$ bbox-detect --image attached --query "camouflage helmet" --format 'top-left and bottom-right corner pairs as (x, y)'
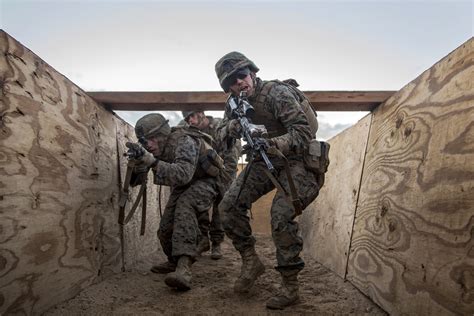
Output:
(182, 111), (194, 120)
(135, 113), (170, 139)
(182, 109), (206, 121)
(215, 51), (259, 92)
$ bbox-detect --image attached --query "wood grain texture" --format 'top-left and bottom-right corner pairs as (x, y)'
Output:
(300, 115), (371, 278)
(0, 30), (161, 314)
(0, 29), (120, 314)
(87, 90), (395, 112)
(347, 39), (474, 315)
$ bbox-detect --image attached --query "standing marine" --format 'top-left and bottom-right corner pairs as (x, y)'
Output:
(214, 52), (328, 309)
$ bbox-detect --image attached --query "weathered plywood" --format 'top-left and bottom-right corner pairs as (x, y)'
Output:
(0, 30), (166, 314)
(88, 91), (395, 112)
(347, 39), (474, 315)
(300, 115), (372, 277)
(0, 31), (118, 314)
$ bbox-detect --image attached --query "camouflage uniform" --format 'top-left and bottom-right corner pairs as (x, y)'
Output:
(215, 51), (323, 308)
(152, 127), (218, 261)
(219, 78), (320, 271)
(130, 113), (222, 290)
(196, 116), (240, 246)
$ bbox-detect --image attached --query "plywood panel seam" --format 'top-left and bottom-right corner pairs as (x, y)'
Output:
(114, 122), (127, 272)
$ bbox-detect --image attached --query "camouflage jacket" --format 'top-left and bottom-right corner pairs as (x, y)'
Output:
(222, 78), (313, 157)
(201, 116), (240, 182)
(153, 127), (201, 187)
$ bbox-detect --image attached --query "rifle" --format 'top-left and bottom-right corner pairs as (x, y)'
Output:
(125, 138), (146, 159)
(227, 92), (273, 171)
(226, 92), (303, 217)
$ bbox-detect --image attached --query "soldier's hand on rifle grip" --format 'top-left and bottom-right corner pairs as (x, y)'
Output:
(125, 142), (144, 158)
(242, 138), (273, 159)
(241, 143), (252, 156)
(136, 151), (157, 168)
(255, 137), (271, 151)
(227, 119), (242, 139)
(125, 142), (157, 168)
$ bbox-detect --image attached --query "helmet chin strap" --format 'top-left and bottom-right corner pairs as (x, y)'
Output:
(155, 134), (167, 158)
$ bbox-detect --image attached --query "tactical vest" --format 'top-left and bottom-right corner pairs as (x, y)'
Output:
(249, 79), (329, 185)
(160, 126), (223, 179)
(249, 79), (319, 139)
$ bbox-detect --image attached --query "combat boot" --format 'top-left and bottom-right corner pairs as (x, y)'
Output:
(266, 269), (300, 309)
(150, 260), (176, 274)
(164, 256), (192, 291)
(210, 242), (223, 260)
(234, 248), (265, 293)
(196, 236), (210, 255)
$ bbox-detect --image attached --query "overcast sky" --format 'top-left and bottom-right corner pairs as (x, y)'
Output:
(1, 0), (472, 139)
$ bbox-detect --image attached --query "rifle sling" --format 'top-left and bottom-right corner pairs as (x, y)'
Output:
(119, 164), (148, 236)
(237, 151), (303, 218)
(140, 188), (147, 235)
(262, 164), (302, 218)
(236, 158), (253, 202)
(269, 149), (303, 217)
(118, 164), (133, 223)
(235, 157), (254, 219)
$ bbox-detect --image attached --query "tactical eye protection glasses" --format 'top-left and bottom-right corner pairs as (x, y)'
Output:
(224, 68), (250, 88)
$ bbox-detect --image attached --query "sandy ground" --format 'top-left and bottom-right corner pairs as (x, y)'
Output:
(45, 235), (387, 315)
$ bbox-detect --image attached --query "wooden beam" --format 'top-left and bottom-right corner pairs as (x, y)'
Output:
(87, 91), (395, 112)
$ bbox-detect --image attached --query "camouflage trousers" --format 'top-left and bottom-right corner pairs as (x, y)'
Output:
(158, 178), (218, 261)
(197, 196), (225, 245)
(219, 158), (319, 270)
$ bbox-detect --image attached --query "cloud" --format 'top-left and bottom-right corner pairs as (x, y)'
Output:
(115, 111), (184, 128)
(316, 121), (351, 141)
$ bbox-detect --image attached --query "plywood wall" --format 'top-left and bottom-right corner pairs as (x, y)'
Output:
(346, 39), (474, 315)
(300, 114), (371, 277)
(0, 30), (163, 314)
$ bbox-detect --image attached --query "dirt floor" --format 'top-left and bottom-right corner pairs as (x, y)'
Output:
(45, 235), (387, 315)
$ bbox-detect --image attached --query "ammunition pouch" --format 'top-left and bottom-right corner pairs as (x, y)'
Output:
(199, 148), (224, 177)
(303, 139), (330, 174)
(169, 126), (225, 179)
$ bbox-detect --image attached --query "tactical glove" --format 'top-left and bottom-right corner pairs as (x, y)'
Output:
(137, 151), (157, 168)
(125, 142), (145, 159)
(125, 142), (157, 168)
(242, 138), (272, 156)
(227, 119), (242, 139)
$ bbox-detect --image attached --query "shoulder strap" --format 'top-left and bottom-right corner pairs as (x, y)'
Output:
(174, 126), (215, 147)
(254, 80), (278, 110)
(254, 79), (308, 110)
(254, 79), (318, 137)
(280, 79), (319, 137)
